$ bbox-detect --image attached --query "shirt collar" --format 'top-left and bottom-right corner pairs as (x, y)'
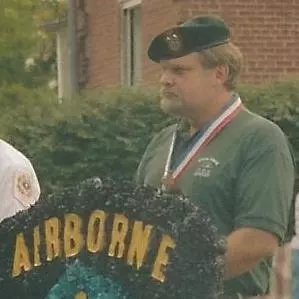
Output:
(177, 93), (240, 140)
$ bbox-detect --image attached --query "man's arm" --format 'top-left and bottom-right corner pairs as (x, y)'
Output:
(228, 123), (295, 279)
(224, 227), (278, 279)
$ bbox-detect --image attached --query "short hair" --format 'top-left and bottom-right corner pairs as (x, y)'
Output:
(198, 42), (243, 90)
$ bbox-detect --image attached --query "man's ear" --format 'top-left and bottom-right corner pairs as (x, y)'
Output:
(215, 64), (229, 85)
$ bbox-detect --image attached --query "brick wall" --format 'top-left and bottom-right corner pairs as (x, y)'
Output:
(86, 0), (121, 88)
(85, 0), (299, 89)
(174, 0), (299, 84)
(141, 0), (180, 87)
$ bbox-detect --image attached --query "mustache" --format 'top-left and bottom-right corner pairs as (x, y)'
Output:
(161, 90), (178, 97)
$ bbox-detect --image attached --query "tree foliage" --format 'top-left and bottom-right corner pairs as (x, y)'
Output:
(0, 0), (65, 87)
(0, 0), (37, 56)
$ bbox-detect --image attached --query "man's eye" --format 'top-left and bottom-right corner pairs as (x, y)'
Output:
(173, 68), (184, 74)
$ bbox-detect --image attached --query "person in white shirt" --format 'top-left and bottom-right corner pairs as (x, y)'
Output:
(291, 192), (299, 298)
(0, 139), (40, 222)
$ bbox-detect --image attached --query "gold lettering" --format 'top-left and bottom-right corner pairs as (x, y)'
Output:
(33, 226), (41, 267)
(87, 210), (106, 253)
(127, 221), (153, 269)
(12, 233), (32, 277)
(152, 234), (176, 282)
(108, 214), (128, 258)
(75, 291), (87, 299)
(64, 213), (84, 257)
(45, 217), (61, 261)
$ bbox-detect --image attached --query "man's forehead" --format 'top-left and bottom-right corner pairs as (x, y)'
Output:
(159, 53), (199, 67)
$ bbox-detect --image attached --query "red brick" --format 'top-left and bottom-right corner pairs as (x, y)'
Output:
(82, 0), (299, 88)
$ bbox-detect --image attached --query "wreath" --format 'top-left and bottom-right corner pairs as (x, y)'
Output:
(0, 177), (225, 298)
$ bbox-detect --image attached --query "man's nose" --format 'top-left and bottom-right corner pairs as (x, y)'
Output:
(159, 72), (174, 86)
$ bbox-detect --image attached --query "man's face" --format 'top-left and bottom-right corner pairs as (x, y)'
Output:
(159, 53), (219, 118)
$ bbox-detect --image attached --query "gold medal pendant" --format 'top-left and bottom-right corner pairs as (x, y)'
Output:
(161, 174), (176, 191)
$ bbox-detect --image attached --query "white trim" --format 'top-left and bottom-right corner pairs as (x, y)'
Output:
(120, 10), (125, 85)
(56, 27), (69, 99)
(120, 4), (142, 86)
(120, 0), (142, 9)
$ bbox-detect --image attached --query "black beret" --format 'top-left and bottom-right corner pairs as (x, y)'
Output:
(148, 15), (231, 62)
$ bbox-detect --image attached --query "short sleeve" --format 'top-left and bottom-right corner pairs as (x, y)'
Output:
(135, 137), (159, 185)
(234, 127), (295, 243)
(135, 125), (177, 185)
(0, 164), (40, 222)
(12, 169), (40, 206)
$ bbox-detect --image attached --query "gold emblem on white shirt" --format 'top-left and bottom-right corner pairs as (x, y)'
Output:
(13, 171), (33, 206)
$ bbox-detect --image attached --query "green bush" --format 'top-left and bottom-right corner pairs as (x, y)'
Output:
(0, 79), (298, 196)
(0, 87), (173, 195)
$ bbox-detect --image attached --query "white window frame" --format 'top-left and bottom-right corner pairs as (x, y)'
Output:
(56, 26), (69, 99)
(41, 19), (69, 100)
(119, 0), (142, 10)
(120, 0), (142, 86)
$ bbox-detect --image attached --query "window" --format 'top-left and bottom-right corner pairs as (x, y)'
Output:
(56, 25), (69, 99)
(120, 0), (142, 86)
(41, 19), (70, 100)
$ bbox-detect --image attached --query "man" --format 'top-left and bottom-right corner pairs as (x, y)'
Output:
(0, 139), (40, 222)
(135, 15), (295, 298)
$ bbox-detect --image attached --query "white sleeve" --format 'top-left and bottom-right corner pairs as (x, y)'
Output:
(0, 163), (40, 223)
(291, 193), (299, 248)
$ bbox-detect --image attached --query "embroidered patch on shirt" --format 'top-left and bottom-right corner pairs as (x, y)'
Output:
(13, 171), (33, 206)
(194, 157), (220, 178)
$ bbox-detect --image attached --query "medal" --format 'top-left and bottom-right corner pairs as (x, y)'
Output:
(161, 125), (178, 191)
(161, 173), (176, 191)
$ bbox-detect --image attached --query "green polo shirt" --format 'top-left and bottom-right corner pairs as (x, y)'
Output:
(135, 106), (295, 296)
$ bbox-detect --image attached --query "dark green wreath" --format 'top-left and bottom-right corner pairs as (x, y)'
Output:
(0, 177), (226, 298)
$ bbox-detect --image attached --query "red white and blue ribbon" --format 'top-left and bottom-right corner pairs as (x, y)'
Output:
(162, 97), (243, 189)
